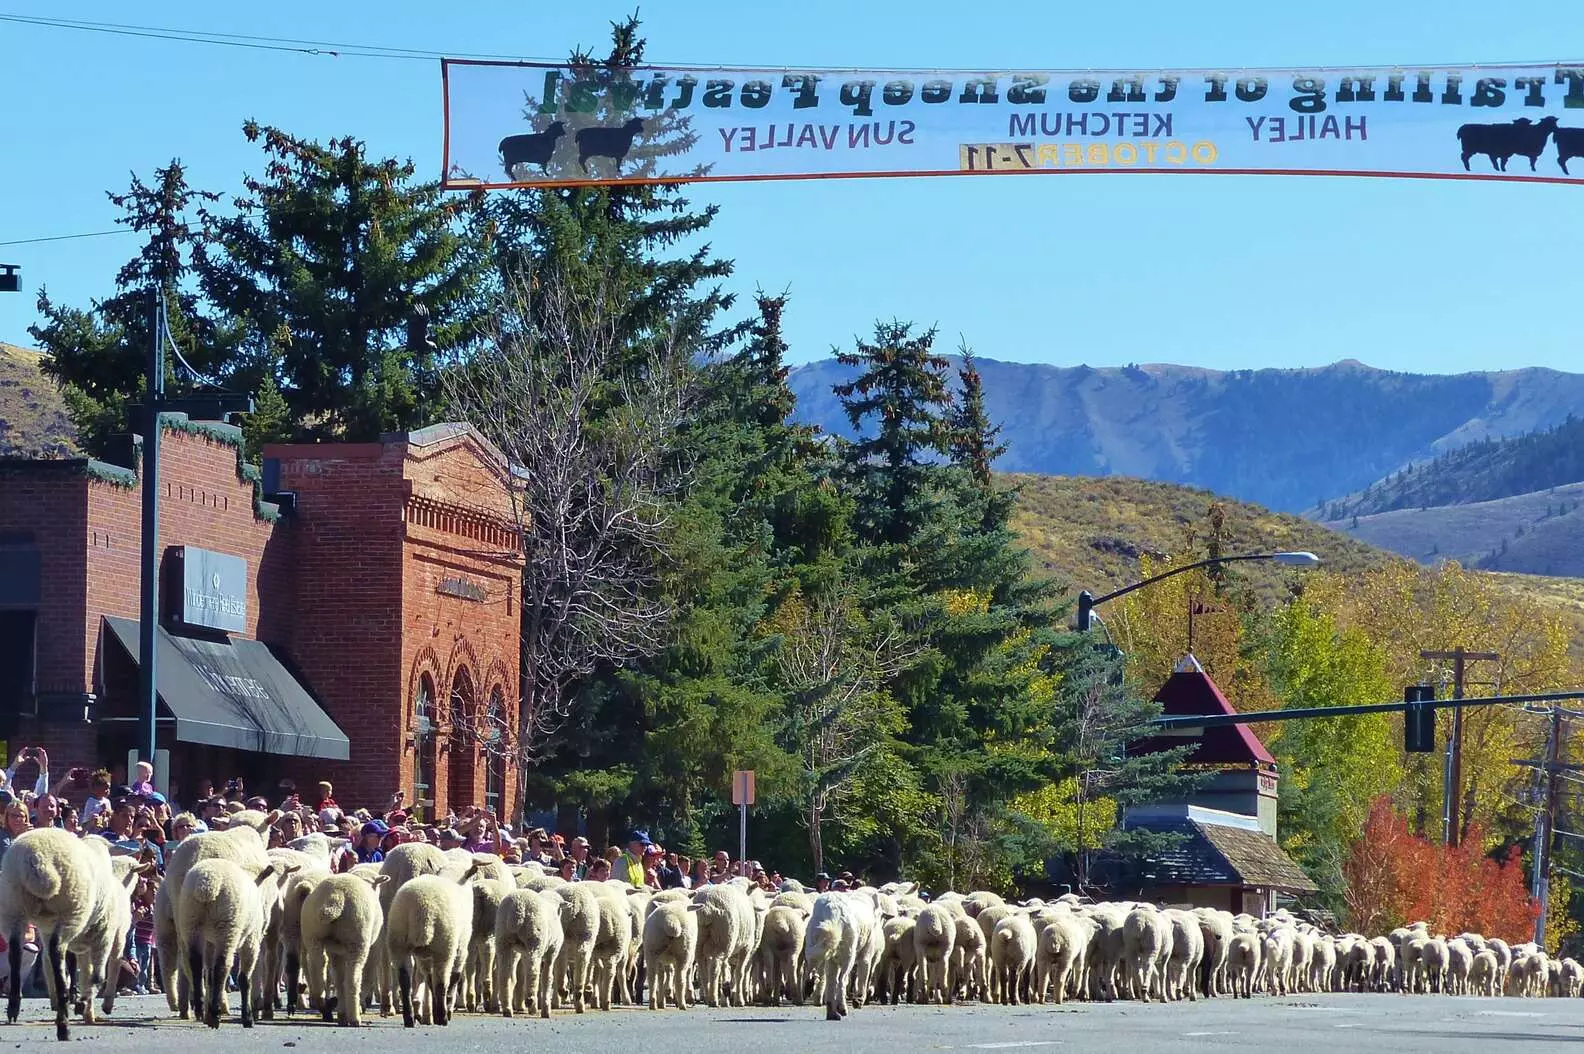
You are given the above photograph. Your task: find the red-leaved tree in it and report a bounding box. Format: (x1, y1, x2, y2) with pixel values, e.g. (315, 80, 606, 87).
(1344, 796, 1540, 942)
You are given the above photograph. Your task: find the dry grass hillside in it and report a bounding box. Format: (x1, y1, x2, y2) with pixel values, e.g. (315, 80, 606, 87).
(0, 343, 76, 457)
(1007, 474, 1397, 602)
(1325, 483, 1584, 577)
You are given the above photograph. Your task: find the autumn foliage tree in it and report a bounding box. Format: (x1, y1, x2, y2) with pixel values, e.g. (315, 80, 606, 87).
(1344, 796, 1540, 941)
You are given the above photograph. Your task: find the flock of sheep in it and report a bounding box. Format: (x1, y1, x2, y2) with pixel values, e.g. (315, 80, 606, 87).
(0, 809, 1575, 1040)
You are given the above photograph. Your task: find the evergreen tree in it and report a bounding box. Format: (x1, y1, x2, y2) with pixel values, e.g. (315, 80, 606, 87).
(30, 162, 234, 455)
(833, 321, 952, 547)
(194, 123, 492, 442)
(947, 348, 1004, 491)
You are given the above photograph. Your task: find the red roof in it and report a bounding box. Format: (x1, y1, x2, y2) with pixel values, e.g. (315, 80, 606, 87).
(1131, 667, 1276, 767)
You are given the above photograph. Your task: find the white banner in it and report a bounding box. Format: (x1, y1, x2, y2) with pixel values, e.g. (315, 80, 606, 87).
(441, 61, 1584, 188)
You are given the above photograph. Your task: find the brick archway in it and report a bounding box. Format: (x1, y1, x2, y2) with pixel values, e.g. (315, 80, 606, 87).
(447, 665, 478, 814)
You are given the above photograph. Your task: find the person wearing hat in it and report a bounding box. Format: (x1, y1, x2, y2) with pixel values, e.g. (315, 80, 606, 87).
(815, 872, 832, 893)
(615, 830, 650, 887)
(357, 818, 389, 864)
(437, 827, 466, 851)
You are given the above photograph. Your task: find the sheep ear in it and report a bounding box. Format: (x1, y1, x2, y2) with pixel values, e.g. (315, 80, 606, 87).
(256, 865, 277, 884)
(369, 874, 392, 886)
(264, 809, 283, 826)
(686, 903, 703, 912)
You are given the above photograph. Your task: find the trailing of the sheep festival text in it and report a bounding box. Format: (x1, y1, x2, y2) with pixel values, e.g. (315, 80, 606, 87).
(440, 60, 1584, 188)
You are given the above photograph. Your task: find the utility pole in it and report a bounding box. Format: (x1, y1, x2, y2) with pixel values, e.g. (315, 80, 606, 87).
(1534, 706, 1564, 947)
(1421, 648, 1500, 847)
(138, 288, 165, 768)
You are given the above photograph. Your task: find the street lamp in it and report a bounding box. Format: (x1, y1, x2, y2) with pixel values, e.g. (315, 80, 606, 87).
(1075, 551, 1319, 631)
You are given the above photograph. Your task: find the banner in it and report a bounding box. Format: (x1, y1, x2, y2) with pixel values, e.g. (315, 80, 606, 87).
(441, 61, 1584, 189)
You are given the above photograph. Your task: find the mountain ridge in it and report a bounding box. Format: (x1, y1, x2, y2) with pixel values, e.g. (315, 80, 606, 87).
(789, 355, 1584, 513)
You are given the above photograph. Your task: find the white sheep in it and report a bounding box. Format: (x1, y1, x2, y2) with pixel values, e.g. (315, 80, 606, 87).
(465, 876, 512, 1012)
(1469, 948, 1500, 996)
(385, 869, 478, 1027)
(989, 911, 1037, 1005)
(261, 844, 332, 1019)
(804, 892, 877, 1021)
(0, 830, 153, 1040)
(911, 903, 957, 1005)
(1226, 932, 1261, 998)
(551, 882, 600, 1013)
(299, 869, 389, 1026)
(692, 884, 756, 1009)
(641, 897, 698, 1010)
(178, 857, 288, 1028)
(756, 903, 807, 1006)
(1123, 906, 1173, 1002)
(1162, 908, 1204, 1001)
(878, 915, 918, 1005)
(493, 886, 564, 1019)
(585, 880, 632, 1010)
(155, 809, 278, 1017)
(1032, 914, 1088, 1005)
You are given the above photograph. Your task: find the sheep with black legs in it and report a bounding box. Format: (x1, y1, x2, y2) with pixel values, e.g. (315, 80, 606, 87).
(385, 866, 480, 1028)
(493, 887, 563, 1019)
(178, 858, 291, 1029)
(299, 870, 389, 1026)
(0, 831, 154, 1041)
(155, 809, 278, 1017)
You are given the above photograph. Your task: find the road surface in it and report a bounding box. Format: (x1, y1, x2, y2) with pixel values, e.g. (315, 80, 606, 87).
(5, 993, 1582, 1052)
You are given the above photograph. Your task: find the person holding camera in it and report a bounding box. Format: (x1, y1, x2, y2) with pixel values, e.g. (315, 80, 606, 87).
(0, 747, 51, 803)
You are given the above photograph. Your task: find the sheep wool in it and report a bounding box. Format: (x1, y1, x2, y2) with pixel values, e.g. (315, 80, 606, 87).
(386, 872, 476, 1028)
(493, 887, 565, 1019)
(299, 870, 389, 1026)
(178, 857, 282, 1029)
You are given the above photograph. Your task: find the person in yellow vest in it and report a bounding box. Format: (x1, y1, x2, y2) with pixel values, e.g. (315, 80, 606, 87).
(615, 829, 650, 886)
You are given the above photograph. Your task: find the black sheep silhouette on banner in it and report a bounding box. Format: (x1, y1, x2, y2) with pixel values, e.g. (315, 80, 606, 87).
(499, 121, 566, 177)
(498, 117, 646, 180)
(1455, 116, 1564, 172)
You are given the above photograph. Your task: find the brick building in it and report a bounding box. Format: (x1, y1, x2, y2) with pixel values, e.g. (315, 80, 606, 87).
(0, 416, 523, 821)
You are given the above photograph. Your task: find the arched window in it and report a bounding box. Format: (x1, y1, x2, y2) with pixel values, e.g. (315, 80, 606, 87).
(414, 674, 437, 822)
(448, 667, 477, 814)
(484, 687, 507, 820)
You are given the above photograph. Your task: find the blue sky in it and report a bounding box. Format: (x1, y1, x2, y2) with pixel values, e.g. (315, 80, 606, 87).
(2, 0, 1581, 374)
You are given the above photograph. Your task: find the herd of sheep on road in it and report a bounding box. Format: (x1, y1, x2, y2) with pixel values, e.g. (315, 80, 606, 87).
(0, 810, 1574, 1040)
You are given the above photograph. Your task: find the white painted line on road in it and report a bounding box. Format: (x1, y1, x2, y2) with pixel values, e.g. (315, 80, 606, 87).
(1476, 1010, 1544, 1017)
(964, 1043, 1061, 1050)
(1182, 1031, 1237, 1037)
(1335, 1023, 1361, 1029)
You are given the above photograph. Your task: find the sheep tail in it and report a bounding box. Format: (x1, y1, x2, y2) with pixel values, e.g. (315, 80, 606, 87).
(317, 887, 348, 925)
(13, 854, 63, 901)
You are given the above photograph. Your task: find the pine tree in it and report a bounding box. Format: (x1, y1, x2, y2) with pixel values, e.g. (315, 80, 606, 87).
(833, 321, 952, 547)
(193, 123, 492, 442)
(947, 348, 1004, 490)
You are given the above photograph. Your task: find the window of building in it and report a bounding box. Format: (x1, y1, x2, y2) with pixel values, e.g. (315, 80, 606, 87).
(414, 674, 436, 821)
(484, 687, 506, 819)
(448, 667, 476, 814)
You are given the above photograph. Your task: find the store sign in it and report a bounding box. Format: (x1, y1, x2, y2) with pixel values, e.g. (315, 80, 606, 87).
(441, 60, 1584, 188)
(176, 546, 247, 633)
(437, 576, 487, 602)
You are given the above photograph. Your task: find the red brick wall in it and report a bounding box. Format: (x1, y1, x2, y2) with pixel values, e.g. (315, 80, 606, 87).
(397, 431, 522, 822)
(265, 442, 406, 812)
(2, 423, 524, 823)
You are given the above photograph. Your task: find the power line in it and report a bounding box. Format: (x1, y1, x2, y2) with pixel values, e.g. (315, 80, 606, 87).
(0, 13, 556, 63)
(0, 229, 134, 247)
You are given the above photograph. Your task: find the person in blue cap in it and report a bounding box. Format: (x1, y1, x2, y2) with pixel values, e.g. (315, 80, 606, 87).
(357, 818, 389, 864)
(616, 829, 650, 886)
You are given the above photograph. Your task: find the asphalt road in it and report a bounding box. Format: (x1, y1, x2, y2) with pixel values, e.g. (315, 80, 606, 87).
(5, 993, 1583, 1052)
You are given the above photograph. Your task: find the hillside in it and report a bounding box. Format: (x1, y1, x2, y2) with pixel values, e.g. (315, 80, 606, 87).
(1007, 474, 1396, 603)
(1316, 414, 1584, 520)
(0, 343, 76, 458)
(1324, 482, 1584, 577)
(790, 357, 1584, 513)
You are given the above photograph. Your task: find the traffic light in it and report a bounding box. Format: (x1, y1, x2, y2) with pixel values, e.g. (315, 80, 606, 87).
(1404, 683, 1436, 752)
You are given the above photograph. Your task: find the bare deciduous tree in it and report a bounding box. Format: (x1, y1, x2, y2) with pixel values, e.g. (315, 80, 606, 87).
(767, 583, 919, 872)
(442, 271, 691, 803)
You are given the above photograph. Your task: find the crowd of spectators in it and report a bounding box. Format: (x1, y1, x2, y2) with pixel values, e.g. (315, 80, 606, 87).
(0, 747, 867, 997)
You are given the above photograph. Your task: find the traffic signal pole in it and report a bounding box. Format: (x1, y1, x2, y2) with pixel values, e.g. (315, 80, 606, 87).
(1421, 648, 1500, 847)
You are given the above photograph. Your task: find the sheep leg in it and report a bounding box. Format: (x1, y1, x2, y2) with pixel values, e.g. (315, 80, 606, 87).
(238, 965, 254, 1029)
(187, 944, 205, 1023)
(344, 950, 368, 1027)
(398, 961, 415, 1029)
(432, 964, 452, 1027)
(6, 927, 20, 1024)
(285, 949, 302, 1016)
(496, 947, 518, 1017)
(204, 952, 225, 1030)
(42, 931, 69, 1043)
